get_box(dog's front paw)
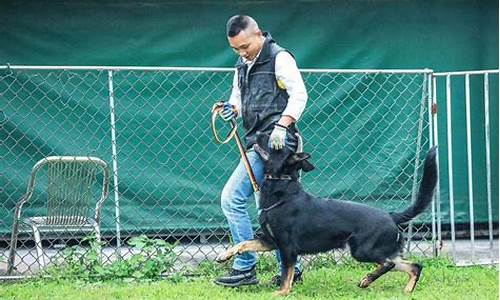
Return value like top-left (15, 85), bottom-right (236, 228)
top-left (273, 289), bottom-right (290, 297)
top-left (215, 251), bottom-right (233, 263)
top-left (358, 277), bottom-right (371, 288)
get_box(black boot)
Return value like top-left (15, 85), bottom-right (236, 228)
top-left (214, 266), bottom-right (258, 287)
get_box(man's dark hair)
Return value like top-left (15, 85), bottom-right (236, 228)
top-left (226, 15), bottom-right (257, 37)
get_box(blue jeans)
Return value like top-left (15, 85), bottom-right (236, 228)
top-left (221, 149), bottom-right (301, 275)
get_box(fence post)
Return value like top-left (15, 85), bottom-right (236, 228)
top-left (108, 70), bottom-right (122, 258)
top-left (464, 74), bottom-right (476, 262)
top-left (444, 74), bottom-right (457, 262)
top-left (483, 73), bottom-right (494, 263)
top-left (431, 74), bottom-right (443, 256)
top-left (428, 72), bottom-right (440, 256)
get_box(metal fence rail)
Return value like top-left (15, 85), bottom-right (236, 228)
top-left (432, 70), bottom-right (499, 265)
top-left (1, 66), bottom-right (437, 277)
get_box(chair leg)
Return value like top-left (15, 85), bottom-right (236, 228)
top-left (7, 220), bottom-right (20, 275)
top-left (31, 225), bottom-right (45, 269)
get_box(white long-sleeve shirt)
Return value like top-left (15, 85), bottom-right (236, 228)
top-left (228, 51), bottom-right (308, 121)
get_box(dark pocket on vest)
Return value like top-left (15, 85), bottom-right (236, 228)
top-left (248, 71), bottom-right (277, 110)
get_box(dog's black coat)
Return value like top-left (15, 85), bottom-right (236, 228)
top-left (254, 134), bottom-right (438, 265)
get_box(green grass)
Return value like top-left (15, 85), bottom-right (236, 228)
top-left (0, 258), bottom-right (498, 300)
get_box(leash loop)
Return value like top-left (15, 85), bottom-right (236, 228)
top-left (211, 104), bottom-right (237, 144)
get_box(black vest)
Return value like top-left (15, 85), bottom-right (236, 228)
top-left (236, 32), bottom-right (299, 150)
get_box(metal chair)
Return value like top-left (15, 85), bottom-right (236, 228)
top-left (7, 156), bottom-right (109, 274)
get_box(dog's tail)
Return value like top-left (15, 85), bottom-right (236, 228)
top-left (390, 146), bottom-right (438, 225)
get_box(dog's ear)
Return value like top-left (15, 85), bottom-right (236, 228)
top-left (300, 159), bottom-right (315, 172)
top-left (287, 152), bottom-right (315, 172)
top-left (253, 143), bottom-right (269, 161)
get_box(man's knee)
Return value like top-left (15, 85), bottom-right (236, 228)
top-left (221, 186), bottom-right (247, 215)
top-left (220, 188), bottom-right (233, 214)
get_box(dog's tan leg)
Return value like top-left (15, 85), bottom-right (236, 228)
top-left (391, 257), bottom-right (423, 293)
top-left (358, 261), bottom-right (395, 288)
top-left (235, 239), bottom-right (275, 253)
top-left (273, 265), bottom-right (295, 297)
top-left (215, 239), bottom-right (274, 263)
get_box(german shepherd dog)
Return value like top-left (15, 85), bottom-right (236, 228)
top-left (216, 134), bottom-right (438, 296)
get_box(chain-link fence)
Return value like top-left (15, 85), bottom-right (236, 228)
top-left (0, 66), bottom-right (434, 277)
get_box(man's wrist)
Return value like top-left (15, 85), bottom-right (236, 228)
top-left (277, 115), bottom-right (296, 128)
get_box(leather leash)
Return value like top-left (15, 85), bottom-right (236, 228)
top-left (211, 104), bottom-right (260, 193)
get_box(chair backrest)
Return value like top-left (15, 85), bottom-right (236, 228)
top-left (25, 156), bottom-right (109, 225)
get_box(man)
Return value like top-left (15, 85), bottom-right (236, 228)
top-left (214, 15), bottom-right (308, 287)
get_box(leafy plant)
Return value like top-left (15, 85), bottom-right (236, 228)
top-left (125, 235), bottom-right (177, 280)
top-left (44, 234), bottom-right (177, 282)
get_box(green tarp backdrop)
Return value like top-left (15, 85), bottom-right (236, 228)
top-left (0, 0), bottom-right (498, 236)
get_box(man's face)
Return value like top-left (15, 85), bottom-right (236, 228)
top-left (228, 29), bottom-right (263, 61)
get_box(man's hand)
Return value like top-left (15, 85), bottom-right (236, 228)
top-left (269, 124), bottom-right (288, 150)
top-left (219, 102), bottom-right (237, 122)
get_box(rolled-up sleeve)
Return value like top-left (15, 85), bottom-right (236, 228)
top-left (228, 70), bottom-right (242, 116)
top-left (275, 51), bottom-right (308, 121)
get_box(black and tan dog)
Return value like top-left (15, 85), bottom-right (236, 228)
top-left (216, 134), bottom-right (438, 296)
